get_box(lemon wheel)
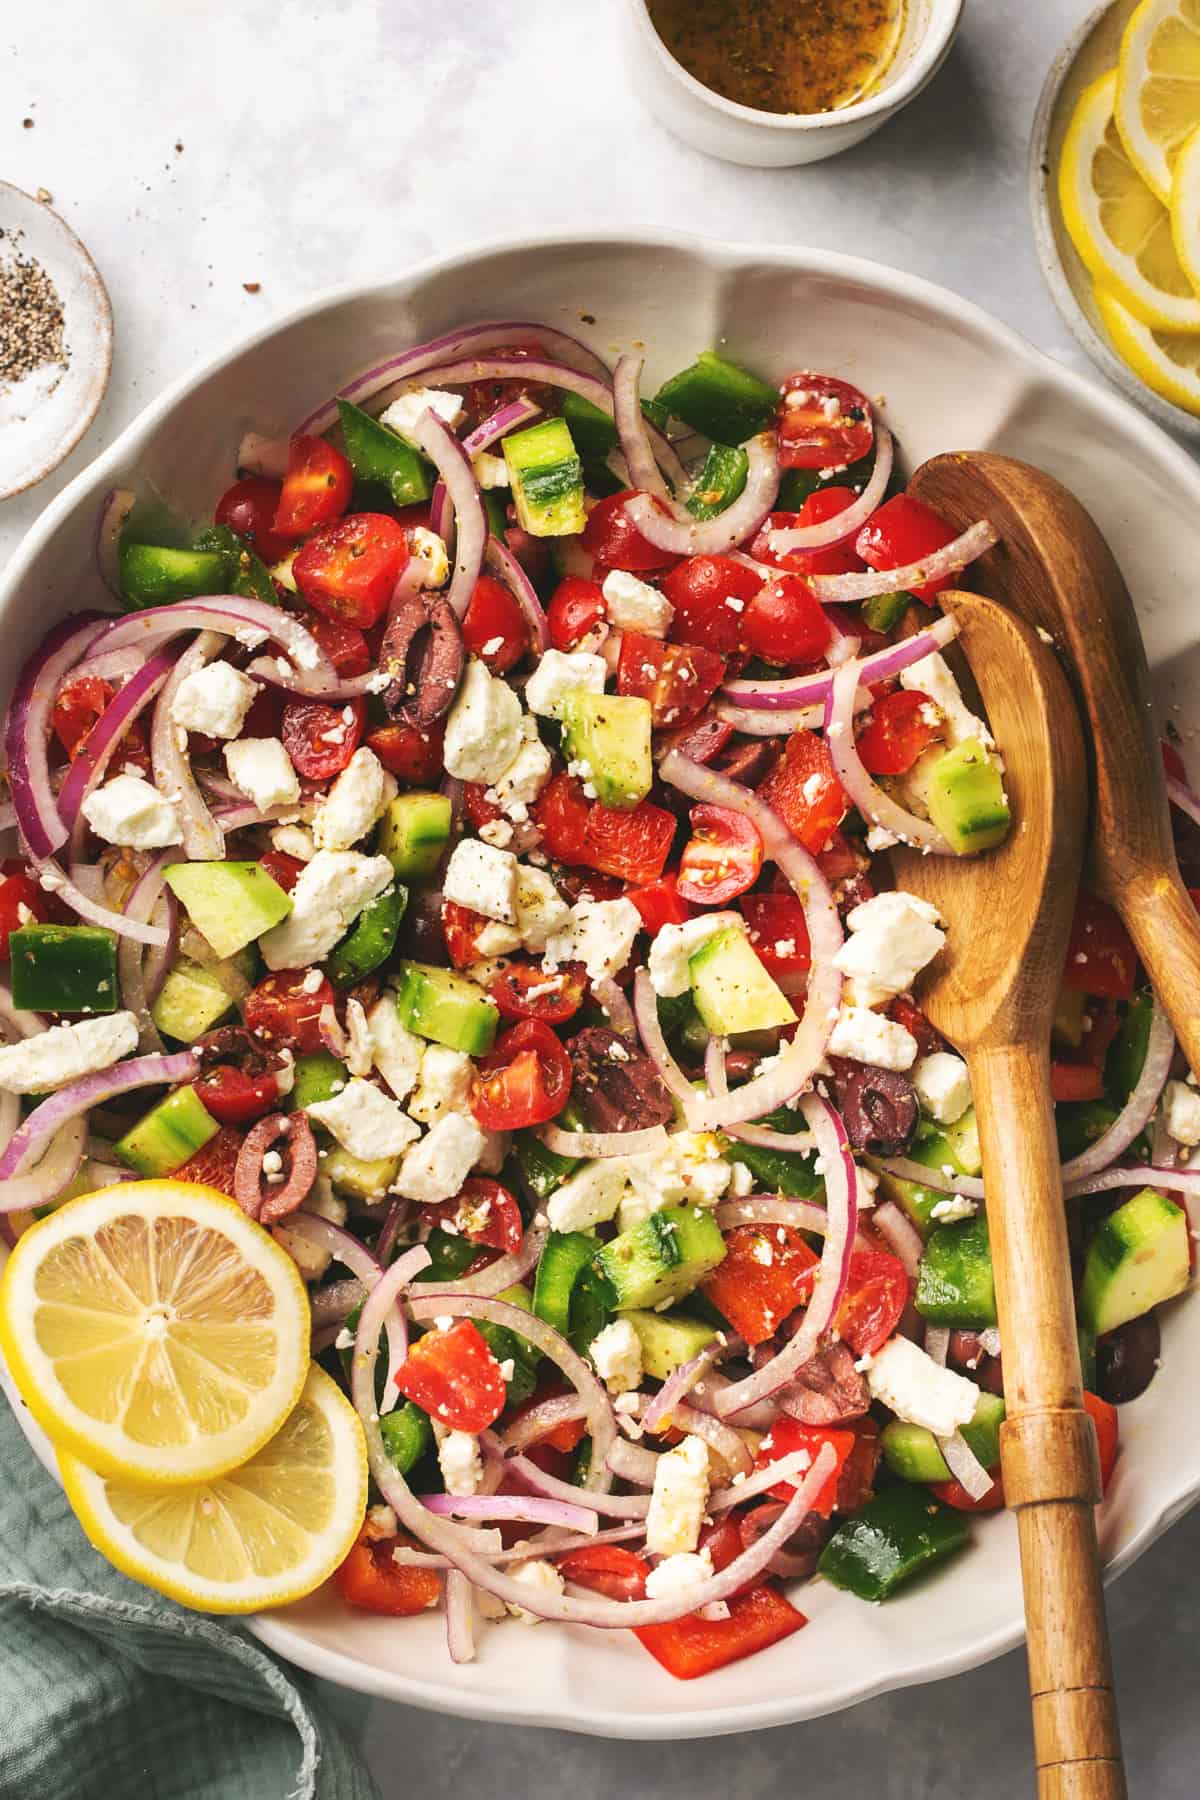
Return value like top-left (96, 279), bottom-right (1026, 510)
top-left (0, 1182), bottom-right (310, 1484)
top-left (58, 1365), bottom-right (367, 1613)
top-left (1170, 121), bottom-right (1200, 293)
top-left (1095, 282), bottom-right (1200, 414)
top-left (1116, 0), bottom-right (1200, 203)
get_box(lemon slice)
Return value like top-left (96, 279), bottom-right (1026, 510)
top-left (1170, 120), bottom-right (1200, 292)
top-left (0, 1181), bottom-right (310, 1484)
top-left (1060, 70), bottom-right (1200, 331)
top-left (1094, 282), bottom-right (1200, 414)
top-left (1116, 0), bottom-right (1200, 204)
top-left (58, 1365), bottom-right (367, 1612)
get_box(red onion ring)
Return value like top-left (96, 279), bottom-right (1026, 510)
top-left (445, 1569), bottom-right (475, 1665)
top-left (704, 1037), bottom-right (818, 1155)
top-left (95, 488), bottom-right (137, 598)
top-left (1062, 997), bottom-right (1174, 1184)
top-left (420, 1491), bottom-right (599, 1536)
top-left (393, 1521), bottom-right (651, 1573)
top-left (715, 1195), bottom-right (876, 1252)
top-left (502, 1456), bottom-right (649, 1519)
top-left (938, 1428), bottom-right (995, 1500)
top-left (118, 850), bottom-right (184, 1051)
top-left (721, 612), bottom-right (960, 712)
top-left (622, 433), bottom-right (779, 557)
top-left (407, 409), bottom-right (486, 622)
top-left (873, 1155), bottom-right (984, 1200)
top-left (641, 1332), bottom-right (740, 1435)
top-left (412, 1222), bottom-right (549, 1299)
top-left (806, 519), bottom-right (998, 604)
top-left (496, 1394), bottom-right (589, 1456)
top-left (605, 1436), bottom-right (661, 1485)
top-left (924, 1325), bottom-right (951, 1365)
top-left (234, 1112), bottom-right (318, 1224)
top-left (150, 632), bottom-right (227, 861)
top-left (0, 1116), bottom-right (87, 1223)
top-left (318, 1004), bottom-right (348, 1061)
top-left (713, 699), bottom-right (825, 736)
top-left (6, 613), bottom-right (108, 860)
top-left (484, 535), bottom-right (550, 656)
top-left (613, 352), bottom-right (672, 502)
top-left (535, 1120), bottom-right (667, 1160)
top-left (1064, 1161), bottom-right (1200, 1198)
top-left (873, 1200), bottom-right (925, 1278)
top-left (766, 425), bottom-right (894, 555)
top-left (708, 1447), bottom-right (813, 1511)
top-left (60, 651), bottom-right (178, 857)
top-left (90, 598), bottom-right (333, 681)
top-left (826, 658), bottom-right (949, 853)
top-left (589, 974), bottom-right (637, 1040)
top-left (632, 969), bottom-right (703, 1116)
top-left (308, 1277), bottom-right (368, 1328)
top-left (284, 1214), bottom-right (419, 1410)
top-left (429, 395), bottom-right (542, 547)
top-left (31, 854), bottom-right (170, 946)
top-left (669, 1398), bottom-right (755, 1478)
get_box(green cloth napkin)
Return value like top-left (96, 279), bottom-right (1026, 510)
top-left (0, 1391), bottom-right (380, 1800)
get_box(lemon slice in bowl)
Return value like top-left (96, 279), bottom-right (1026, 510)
top-left (1170, 121), bottom-right (1200, 292)
top-left (1116, 0), bottom-right (1200, 204)
top-left (1059, 70), bottom-right (1200, 331)
top-left (1095, 282), bottom-right (1200, 414)
top-left (0, 1181), bottom-right (310, 1484)
top-left (57, 1364), bottom-right (366, 1613)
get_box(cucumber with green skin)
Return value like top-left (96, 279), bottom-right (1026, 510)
top-left (1078, 1187), bottom-right (1190, 1335)
top-left (915, 1213), bottom-right (997, 1327)
top-left (114, 1086), bottom-right (219, 1177)
top-left (394, 962), bottom-right (498, 1055)
top-left (10, 925), bottom-right (118, 1015)
top-left (560, 691), bottom-right (653, 810)
top-left (591, 1205), bottom-right (726, 1311)
top-left (688, 924), bottom-right (796, 1035)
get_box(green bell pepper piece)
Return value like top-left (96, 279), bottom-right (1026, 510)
top-left (818, 1484), bottom-right (969, 1600)
top-left (533, 1230), bottom-right (596, 1337)
top-left (915, 1213), bottom-right (997, 1326)
top-left (193, 523), bottom-right (277, 608)
top-left (9, 925), bottom-right (118, 1014)
top-left (326, 882), bottom-right (407, 988)
top-left (337, 399), bottom-right (434, 506)
top-left (686, 444), bottom-right (749, 520)
top-left (413, 1228), bottom-right (478, 1284)
top-left (725, 1139), bottom-right (823, 1198)
top-left (380, 1401), bottom-right (434, 1475)
top-left (1106, 990), bottom-right (1154, 1105)
top-left (860, 590), bottom-right (913, 634)
top-left (654, 351), bottom-right (777, 445)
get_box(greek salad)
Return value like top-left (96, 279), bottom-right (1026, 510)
top-left (0, 322), bottom-right (1194, 1675)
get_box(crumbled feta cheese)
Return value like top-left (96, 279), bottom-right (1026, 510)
top-left (170, 660), bottom-right (257, 740)
top-left (410, 526), bottom-right (450, 588)
top-left (474, 920), bottom-right (523, 956)
top-left (525, 648), bottom-right (607, 720)
top-left (929, 1194), bottom-right (978, 1223)
top-left (493, 725), bottom-right (552, 813)
top-left (394, 1113), bottom-right (486, 1204)
top-left (0, 1011), bottom-right (138, 1094)
top-left (81, 775), bottom-right (182, 849)
top-left (828, 1004), bottom-right (919, 1071)
top-left (437, 1430), bottom-right (483, 1497)
top-left (378, 386), bottom-right (464, 442)
top-left (443, 836), bottom-right (519, 923)
top-left (832, 890), bottom-right (945, 1009)
top-left (478, 817), bottom-right (515, 849)
top-left (912, 1051), bottom-right (972, 1125)
top-left (644, 1547), bottom-right (714, 1602)
top-left (504, 1558), bottom-right (564, 1624)
top-left (259, 850), bottom-right (395, 969)
top-left (1164, 1078), bottom-right (1200, 1147)
top-left (311, 748), bottom-right (396, 852)
top-left (515, 866), bottom-right (571, 952)
top-left (866, 824), bottom-right (899, 852)
top-left (547, 1157), bottom-right (632, 1233)
top-left (408, 1045), bottom-right (473, 1124)
top-left (589, 1318), bottom-right (643, 1395)
top-left (343, 998), bottom-right (374, 1078)
top-left (472, 451), bottom-right (510, 490)
top-left (367, 997), bottom-right (424, 1101)
top-left (601, 569), bottom-right (674, 638)
top-left (866, 1335), bottom-right (980, 1437)
top-left (443, 659), bottom-right (525, 785)
top-left (544, 896), bottom-right (643, 983)
top-left (899, 650), bottom-right (993, 748)
top-left (270, 824), bottom-right (316, 863)
top-left (645, 1435), bottom-right (710, 1556)
top-left (224, 737), bottom-right (301, 813)
top-left (306, 1077), bottom-right (420, 1160)
top-left (622, 1132), bottom-right (733, 1221)
top-left (647, 912), bottom-right (742, 997)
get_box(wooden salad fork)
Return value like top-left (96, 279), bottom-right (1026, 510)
top-left (890, 590), bottom-right (1126, 1800)
top-left (910, 450), bottom-right (1200, 1075)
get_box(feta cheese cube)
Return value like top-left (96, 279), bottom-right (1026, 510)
top-left (0, 1010), bottom-right (138, 1094)
top-left (899, 650), bottom-right (993, 748)
top-left (866, 1335), bottom-right (980, 1437)
top-left (644, 1548), bottom-right (714, 1602)
top-left (648, 912), bottom-right (742, 997)
top-left (474, 920), bottom-right (523, 956)
top-left (343, 998), bottom-right (374, 1078)
top-left (828, 1004), bottom-right (919, 1071)
top-left (1164, 1078), bottom-right (1200, 1147)
top-left (81, 775), bottom-right (182, 849)
top-left (378, 386), bottom-right (464, 443)
top-left (368, 997), bottom-right (423, 1101)
top-left (437, 1430), bottom-right (483, 1498)
top-left (306, 1077), bottom-right (420, 1161)
top-left (408, 1045), bottom-right (473, 1125)
top-left (833, 890), bottom-right (946, 1009)
top-left (493, 726), bottom-right (552, 812)
top-left (504, 1557), bottom-right (564, 1624)
top-left (515, 867), bottom-right (571, 951)
top-left (589, 1318), bottom-right (643, 1394)
top-left (260, 850), bottom-right (395, 969)
top-left (443, 659), bottom-right (525, 785)
top-left (929, 1195), bottom-right (978, 1223)
top-left (546, 1157), bottom-right (631, 1234)
top-left (472, 451), bottom-right (509, 490)
top-left (601, 569), bottom-right (674, 638)
top-left (645, 1434), bottom-right (710, 1556)
top-left (544, 896), bottom-right (642, 983)
top-left (525, 648), bottom-right (607, 721)
top-left (224, 737), bottom-right (301, 813)
top-left (912, 1051), bottom-right (972, 1125)
top-left (170, 660), bottom-right (257, 740)
top-left (394, 1113), bottom-right (486, 1204)
top-left (270, 824), bottom-right (316, 862)
top-left (443, 837), bottom-right (519, 923)
top-left (410, 526), bottom-right (450, 588)
top-left (311, 747), bottom-right (396, 851)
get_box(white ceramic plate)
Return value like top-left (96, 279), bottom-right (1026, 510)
top-left (4, 231), bottom-right (1200, 1739)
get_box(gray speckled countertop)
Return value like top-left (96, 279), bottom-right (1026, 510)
top-left (3, 0), bottom-right (1197, 1790)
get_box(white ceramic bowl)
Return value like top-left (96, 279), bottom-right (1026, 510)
top-left (621, 0), bottom-right (963, 166)
top-left (5, 230), bottom-right (1200, 1739)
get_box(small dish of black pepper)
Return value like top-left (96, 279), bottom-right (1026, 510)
top-left (0, 181), bottom-right (112, 500)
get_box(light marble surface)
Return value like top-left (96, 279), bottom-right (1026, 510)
top-left (3, 0), bottom-right (1199, 1792)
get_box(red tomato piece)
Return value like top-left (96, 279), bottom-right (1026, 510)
top-left (930, 1474), bottom-right (1006, 1512)
top-left (258, 850), bottom-right (304, 894)
top-left (547, 575), bottom-right (606, 651)
top-left (472, 1019), bottom-right (572, 1131)
top-left (0, 865), bottom-right (51, 956)
top-left (627, 873), bottom-right (694, 934)
top-left (834, 1250), bottom-right (910, 1357)
top-left (173, 1124), bottom-right (244, 1198)
top-left (856, 689), bottom-right (947, 776)
top-left (462, 782), bottom-right (503, 831)
top-left (1085, 1390), bottom-right (1119, 1492)
top-left (367, 719), bottom-right (445, 786)
top-left (742, 574), bottom-right (833, 666)
top-left (677, 804), bottom-right (762, 906)
top-left (239, 682), bottom-right (283, 744)
top-left (835, 1415), bottom-right (882, 1514)
top-left (558, 1543), bottom-right (649, 1601)
top-left (581, 798), bottom-right (676, 885)
top-left (581, 489), bottom-right (679, 573)
top-left (701, 1223), bottom-right (819, 1346)
top-left (885, 995), bottom-right (943, 1057)
top-left (751, 488), bottom-right (867, 577)
top-left (556, 869), bottom-right (625, 906)
top-left (1061, 890), bottom-right (1137, 1001)
top-left (51, 675), bottom-right (110, 758)
top-left (777, 374), bottom-right (874, 471)
top-left (394, 1318), bottom-right (508, 1432)
top-left (740, 892), bottom-right (811, 981)
top-left (244, 969), bottom-right (335, 1051)
top-left (617, 631), bottom-right (726, 728)
top-left (293, 513), bottom-right (408, 628)
top-left (192, 1064), bottom-right (284, 1127)
top-left (441, 899), bottom-right (490, 970)
top-left (273, 435), bottom-right (353, 539)
top-left (281, 696), bottom-right (365, 781)
top-left (300, 611), bottom-right (371, 678)
top-left (334, 1529), bottom-right (442, 1615)
top-left (532, 771), bottom-right (591, 864)
top-left (490, 959), bottom-right (586, 1024)
top-left (1051, 1061), bottom-right (1105, 1103)
top-left (756, 729), bottom-right (848, 853)
top-left (214, 474), bottom-right (292, 565)
top-left (855, 494), bottom-right (957, 602)
top-left (424, 1177), bottom-right (524, 1255)
top-left (661, 554), bottom-right (761, 655)
top-left (635, 1584), bottom-right (806, 1681)
top-left (756, 1417), bottom-right (856, 1518)
top-left (461, 572), bottom-right (528, 674)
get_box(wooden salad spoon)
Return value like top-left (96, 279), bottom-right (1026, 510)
top-left (909, 450), bottom-right (1200, 1075)
top-left (889, 589), bottom-right (1126, 1800)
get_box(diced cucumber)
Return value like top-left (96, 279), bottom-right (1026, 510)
top-left (653, 350), bottom-right (777, 445)
top-left (688, 924), bottom-right (796, 1035)
top-left (394, 962), bottom-right (498, 1055)
top-left (150, 958), bottom-right (236, 1042)
top-left (289, 1051), bottom-right (347, 1110)
top-left (1078, 1187), bottom-right (1190, 1335)
top-left (9, 925), bottom-right (118, 1015)
top-left (880, 1391), bottom-right (1006, 1484)
top-left (377, 792), bottom-right (452, 881)
top-left (686, 444), bottom-right (749, 520)
top-left (624, 1308), bottom-right (718, 1381)
top-left (915, 1213), bottom-right (997, 1326)
top-left (120, 543), bottom-right (230, 609)
top-left (503, 418), bottom-right (585, 537)
top-left (327, 882), bottom-right (407, 988)
top-left (592, 1205), bottom-right (726, 1311)
top-left (818, 1484), bottom-right (969, 1601)
top-left (338, 399), bottom-right (435, 506)
top-left (323, 1145), bottom-right (400, 1201)
top-left (192, 524), bottom-right (276, 608)
top-left (568, 1265), bottom-right (615, 1358)
top-left (165, 862), bottom-right (292, 960)
top-left (925, 738), bottom-right (1011, 856)
top-left (114, 1086), bottom-right (219, 1177)
top-left (940, 1106), bottom-right (981, 1178)
top-left (559, 690), bottom-right (652, 810)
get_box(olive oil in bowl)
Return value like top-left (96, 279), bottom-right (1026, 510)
top-left (646, 0), bottom-right (907, 117)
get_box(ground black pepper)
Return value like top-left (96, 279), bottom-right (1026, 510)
top-left (0, 229), bottom-right (68, 389)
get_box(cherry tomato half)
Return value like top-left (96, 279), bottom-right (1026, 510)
top-left (273, 435), bottom-right (353, 539)
top-left (756, 1416), bottom-right (856, 1518)
top-left (214, 474), bottom-right (292, 565)
top-left (855, 494), bottom-right (957, 602)
top-left (661, 554), bottom-right (761, 655)
top-left (581, 489), bottom-right (679, 573)
top-left (0, 863), bottom-right (51, 957)
top-left (367, 719), bottom-right (445, 786)
top-left (856, 688), bottom-right (946, 776)
top-left (740, 892), bottom-right (811, 981)
top-left (532, 770), bottom-right (591, 865)
top-left (757, 729), bottom-right (848, 854)
top-left (547, 575), bottom-right (606, 651)
top-left (393, 1318), bottom-right (508, 1432)
top-left (471, 1018), bottom-right (572, 1131)
top-left (281, 696), bottom-right (365, 781)
top-left (489, 959), bottom-right (587, 1024)
top-left (293, 513), bottom-right (409, 628)
top-left (677, 804), bottom-right (762, 906)
top-left (616, 631), bottom-right (725, 728)
top-left (750, 488), bottom-right (867, 578)
top-left (244, 969), bottom-right (335, 1051)
top-left (441, 899), bottom-right (490, 970)
top-left (626, 873), bottom-right (694, 934)
top-left (581, 798), bottom-right (676, 886)
top-left (299, 610), bottom-right (372, 678)
top-left (258, 850), bottom-right (304, 893)
top-left (424, 1177), bottom-right (524, 1256)
top-left (193, 1063), bottom-right (284, 1127)
top-left (834, 1250), bottom-right (910, 1357)
top-left (742, 574), bottom-right (832, 667)
top-left (777, 374), bottom-right (874, 471)
top-left (1060, 890), bottom-right (1138, 1002)
top-left (52, 676), bottom-right (149, 772)
top-left (461, 572), bottom-right (529, 674)
top-left (557, 1543), bottom-right (649, 1601)
top-left (173, 1124), bottom-right (245, 1198)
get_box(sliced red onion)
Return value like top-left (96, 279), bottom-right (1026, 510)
top-left (234, 1112), bottom-right (318, 1223)
top-left (632, 969), bottom-right (703, 1116)
top-left (704, 1037), bottom-right (818, 1154)
top-left (96, 488), bottom-right (137, 598)
top-left (715, 1194), bottom-right (875, 1252)
top-left (767, 425), bottom-right (894, 555)
top-left (924, 1324), bottom-right (951, 1366)
top-left (429, 396), bottom-right (542, 546)
top-left (421, 1491), bottom-right (599, 1535)
top-left (807, 520), bottom-right (998, 604)
top-left (484, 535), bottom-right (550, 656)
top-left (497, 1455), bottom-right (650, 1519)
top-left (407, 409), bottom-right (486, 622)
top-left (496, 1393), bottom-right (589, 1456)
top-left (1064, 1161), bottom-right (1200, 1199)
top-left (151, 632), bottom-right (227, 862)
top-left (721, 612), bottom-right (960, 712)
top-left (669, 1398), bottom-right (755, 1478)
top-left (658, 752), bottom-right (844, 1132)
top-left (374, 1197), bottom-right (410, 1268)
top-left (590, 974), bottom-right (637, 1040)
top-left (874, 1155), bottom-right (985, 1200)
top-left (91, 598), bottom-right (333, 680)
top-left (318, 1004), bottom-right (348, 1061)
top-left (713, 699), bottom-right (825, 736)
top-left (1167, 773), bottom-right (1200, 829)
top-left (605, 1436), bottom-right (661, 1485)
top-left (0, 1116), bottom-right (87, 1220)
top-left (641, 1332), bottom-right (736, 1434)
top-left (118, 851), bottom-right (183, 1051)
top-left (0, 982), bottom-right (46, 1041)
top-left (309, 1278), bottom-right (368, 1328)
top-left (32, 854), bottom-right (170, 947)
top-left (1062, 998), bottom-right (1174, 1184)
top-left (826, 659), bottom-right (949, 854)
top-left (738, 1501), bottom-right (822, 1581)
top-left (938, 1428), bottom-right (995, 1500)
top-left (60, 651), bottom-right (177, 855)
top-left (237, 430), bottom-right (289, 477)
top-left (6, 613), bottom-right (108, 860)
top-left (284, 1214), bottom-right (420, 1413)
top-left (713, 1096), bottom-right (858, 1419)
top-left (0, 1051), bottom-right (197, 1207)
top-left (396, 1525), bottom-right (652, 1574)
top-left (445, 1569), bottom-right (475, 1665)
top-left (613, 353), bottom-right (672, 502)
top-left (873, 1200), bottom-right (925, 1278)
top-left (708, 1447), bottom-right (813, 1512)
top-left (411, 1222), bottom-right (549, 1299)
top-left (622, 434), bottom-right (779, 557)
top-left (535, 1120), bottom-right (667, 1160)
top-left (686, 1369), bottom-right (780, 1432)
top-left (242, 659), bottom-right (377, 703)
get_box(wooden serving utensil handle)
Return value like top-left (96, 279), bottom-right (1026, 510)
top-left (1103, 864), bottom-right (1200, 1078)
top-left (967, 1040), bottom-right (1127, 1800)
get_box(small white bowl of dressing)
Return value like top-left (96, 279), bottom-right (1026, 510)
top-left (621, 0), bottom-right (963, 167)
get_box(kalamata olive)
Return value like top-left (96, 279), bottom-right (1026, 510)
top-left (380, 591), bottom-right (464, 728)
top-left (393, 888), bottom-right (451, 966)
top-left (776, 1342), bottom-right (870, 1425)
top-left (712, 738), bottom-right (781, 787)
top-left (828, 1056), bottom-right (919, 1155)
top-left (567, 1025), bottom-right (675, 1133)
top-left (1096, 1311), bottom-right (1161, 1405)
top-left (193, 1025), bottom-right (285, 1078)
